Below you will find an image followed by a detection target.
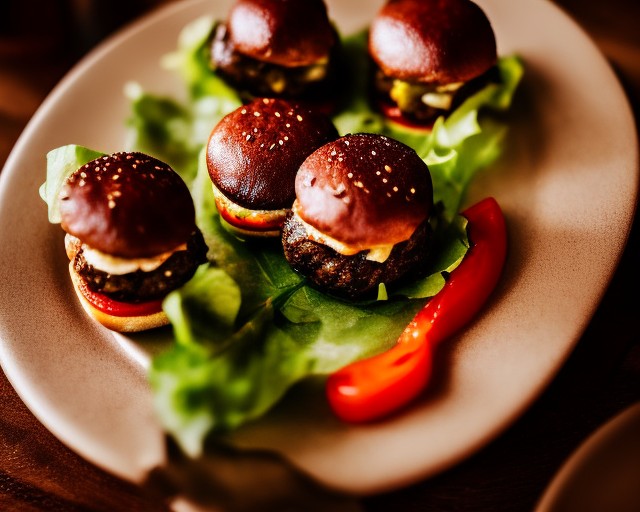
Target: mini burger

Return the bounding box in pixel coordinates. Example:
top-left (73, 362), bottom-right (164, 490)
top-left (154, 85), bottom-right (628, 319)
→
top-left (282, 133), bottom-right (433, 298)
top-left (59, 152), bottom-right (208, 332)
top-left (369, 0), bottom-right (498, 128)
top-left (206, 97), bottom-right (338, 237)
top-left (210, 0), bottom-right (339, 105)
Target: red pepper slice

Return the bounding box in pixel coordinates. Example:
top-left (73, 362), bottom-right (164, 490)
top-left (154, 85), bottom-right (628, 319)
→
top-left (326, 197), bottom-right (508, 423)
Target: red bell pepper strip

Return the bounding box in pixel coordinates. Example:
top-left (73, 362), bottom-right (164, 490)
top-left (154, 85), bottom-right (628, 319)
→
top-left (326, 197), bottom-right (508, 423)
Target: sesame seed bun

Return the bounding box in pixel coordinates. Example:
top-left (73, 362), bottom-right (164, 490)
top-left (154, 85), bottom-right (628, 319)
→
top-left (294, 133), bottom-right (432, 250)
top-left (227, 0), bottom-right (336, 67)
top-left (59, 152), bottom-right (196, 259)
top-left (206, 97), bottom-right (338, 227)
top-left (369, 0), bottom-right (497, 84)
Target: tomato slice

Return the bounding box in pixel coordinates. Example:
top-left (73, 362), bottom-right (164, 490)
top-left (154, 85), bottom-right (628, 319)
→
top-left (378, 101), bottom-right (435, 132)
top-left (76, 277), bottom-right (164, 317)
top-left (215, 197), bottom-right (284, 233)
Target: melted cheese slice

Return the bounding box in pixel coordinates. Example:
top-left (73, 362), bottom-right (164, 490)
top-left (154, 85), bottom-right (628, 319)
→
top-left (292, 205), bottom-right (396, 263)
top-left (66, 234), bottom-right (186, 275)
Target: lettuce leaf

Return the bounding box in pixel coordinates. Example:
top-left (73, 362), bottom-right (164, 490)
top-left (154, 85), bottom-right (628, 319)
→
top-left (123, 21), bottom-right (524, 454)
top-left (39, 145), bottom-right (106, 223)
top-left (125, 16), bottom-right (242, 181)
top-left (149, 148), bottom-right (468, 455)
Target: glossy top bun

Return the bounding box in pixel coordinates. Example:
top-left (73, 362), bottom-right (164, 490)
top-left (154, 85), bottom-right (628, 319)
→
top-left (369, 0), bottom-right (497, 84)
top-left (207, 97), bottom-right (338, 210)
top-left (227, 0), bottom-right (336, 67)
top-left (295, 133), bottom-right (432, 248)
top-left (59, 152), bottom-right (196, 259)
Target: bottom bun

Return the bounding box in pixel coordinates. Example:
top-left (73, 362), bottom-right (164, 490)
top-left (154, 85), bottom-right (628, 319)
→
top-left (69, 263), bottom-right (169, 332)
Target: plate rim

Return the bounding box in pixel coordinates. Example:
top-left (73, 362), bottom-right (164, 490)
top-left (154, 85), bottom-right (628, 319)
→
top-left (1, 0), bottom-right (638, 495)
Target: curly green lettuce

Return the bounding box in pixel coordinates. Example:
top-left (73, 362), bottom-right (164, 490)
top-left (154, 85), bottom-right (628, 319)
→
top-left (117, 20), bottom-right (524, 455)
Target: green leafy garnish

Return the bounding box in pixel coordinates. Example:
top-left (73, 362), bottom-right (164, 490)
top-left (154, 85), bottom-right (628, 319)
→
top-left (39, 145), bottom-right (106, 223)
top-left (125, 16), bottom-right (242, 180)
top-left (39, 18), bottom-right (523, 455)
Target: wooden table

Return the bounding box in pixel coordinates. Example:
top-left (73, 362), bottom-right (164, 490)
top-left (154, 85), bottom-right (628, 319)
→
top-left (1, 1), bottom-right (639, 510)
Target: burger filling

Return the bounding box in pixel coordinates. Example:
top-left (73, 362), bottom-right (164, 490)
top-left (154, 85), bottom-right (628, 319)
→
top-left (282, 211), bottom-right (431, 299)
top-left (373, 66), bottom-right (500, 125)
top-left (209, 22), bottom-right (336, 100)
top-left (291, 203), bottom-right (394, 263)
top-left (66, 230), bottom-right (208, 302)
top-left (212, 183), bottom-right (288, 236)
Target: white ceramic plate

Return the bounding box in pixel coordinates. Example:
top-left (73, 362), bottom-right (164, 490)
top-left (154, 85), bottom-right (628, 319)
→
top-left (0, 0), bottom-right (637, 496)
top-left (535, 403), bottom-right (640, 512)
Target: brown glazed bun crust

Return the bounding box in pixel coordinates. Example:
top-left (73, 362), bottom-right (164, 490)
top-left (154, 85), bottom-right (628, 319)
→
top-left (295, 133), bottom-right (432, 249)
top-left (227, 0), bottom-right (335, 67)
top-left (369, 0), bottom-right (497, 84)
top-left (59, 152), bottom-right (196, 259)
top-left (206, 97), bottom-right (338, 211)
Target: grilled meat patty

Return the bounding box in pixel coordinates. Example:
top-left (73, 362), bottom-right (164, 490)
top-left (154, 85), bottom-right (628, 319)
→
top-left (282, 212), bottom-right (431, 298)
top-left (72, 230), bottom-right (208, 302)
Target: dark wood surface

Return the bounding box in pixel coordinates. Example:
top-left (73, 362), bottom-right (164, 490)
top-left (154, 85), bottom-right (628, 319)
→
top-left (1, 1), bottom-right (639, 510)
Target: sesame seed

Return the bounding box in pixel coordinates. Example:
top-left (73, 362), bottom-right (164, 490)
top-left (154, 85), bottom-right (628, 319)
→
top-left (269, 143), bottom-right (276, 150)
